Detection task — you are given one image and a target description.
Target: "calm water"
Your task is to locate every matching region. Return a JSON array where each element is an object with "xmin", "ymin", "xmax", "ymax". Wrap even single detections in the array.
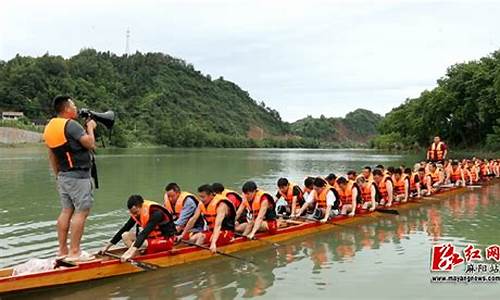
[{"xmin": 0, "ymin": 147, "xmax": 499, "ymax": 299}]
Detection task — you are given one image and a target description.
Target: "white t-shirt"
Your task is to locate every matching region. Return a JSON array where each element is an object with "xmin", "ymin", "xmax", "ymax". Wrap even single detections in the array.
[{"xmin": 306, "ymin": 190, "xmax": 336, "ymax": 206}]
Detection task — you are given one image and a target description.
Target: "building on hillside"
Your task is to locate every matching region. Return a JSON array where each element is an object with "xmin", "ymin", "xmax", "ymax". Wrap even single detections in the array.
[{"xmin": 1, "ymin": 111, "xmax": 24, "ymax": 121}]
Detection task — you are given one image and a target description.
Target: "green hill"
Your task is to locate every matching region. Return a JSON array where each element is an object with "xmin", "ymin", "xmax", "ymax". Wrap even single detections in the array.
[
  {"xmin": 0, "ymin": 49, "xmax": 381, "ymax": 148},
  {"xmin": 291, "ymin": 109, "xmax": 383, "ymax": 146},
  {"xmin": 375, "ymin": 49, "xmax": 500, "ymax": 151}
]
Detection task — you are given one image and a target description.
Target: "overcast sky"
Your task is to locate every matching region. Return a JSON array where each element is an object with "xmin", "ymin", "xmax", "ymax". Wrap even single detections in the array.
[{"xmin": 1, "ymin": 0, "xmax": 499, "ymax": 121}]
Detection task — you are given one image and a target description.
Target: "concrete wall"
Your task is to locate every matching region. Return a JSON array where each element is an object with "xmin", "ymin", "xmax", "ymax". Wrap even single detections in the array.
[{"xmin": 0, "ymin": 127, "xmax": 42, "ymax": 144}]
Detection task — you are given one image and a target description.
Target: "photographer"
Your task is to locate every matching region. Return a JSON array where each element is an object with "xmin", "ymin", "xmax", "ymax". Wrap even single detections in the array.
[{"xmin": 43, "ymin": 95, "xmax": 97, "ymax": 262}]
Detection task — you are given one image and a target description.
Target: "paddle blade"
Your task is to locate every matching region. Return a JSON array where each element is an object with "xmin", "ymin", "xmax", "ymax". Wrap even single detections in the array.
[
  {"xmin": 131, "ymin": 260, "xmax": 158, "ymax": 271},
  {"xmin": 375, "ymin": 208, "xmax": 400, "ymax": 215}
]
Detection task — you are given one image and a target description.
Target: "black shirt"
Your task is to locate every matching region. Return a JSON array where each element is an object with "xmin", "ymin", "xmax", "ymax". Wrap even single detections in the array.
[
  {"xmin": 276, "ymin": 186, "xmax": 302, "ymax": 199},
  {"xmin": 110, "ymin": 210, "xmax": 164, "ymax": 248}
]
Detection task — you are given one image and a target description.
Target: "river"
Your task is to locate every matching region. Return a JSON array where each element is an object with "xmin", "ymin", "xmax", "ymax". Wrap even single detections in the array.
[{"xmin": 0, "ymin": 147, "xmax": 499, "ymax": 299}]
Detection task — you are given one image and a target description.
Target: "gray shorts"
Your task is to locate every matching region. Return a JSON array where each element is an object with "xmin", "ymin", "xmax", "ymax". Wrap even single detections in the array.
[{"xmin": 57, "ymin": 175, "xmax": 94, "ymax": 212}]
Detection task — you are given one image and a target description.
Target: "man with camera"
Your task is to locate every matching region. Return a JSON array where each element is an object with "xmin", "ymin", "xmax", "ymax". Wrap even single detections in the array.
[{"xmin": 43, "ymin": 95, "xmax": 97, "ymax": 262}]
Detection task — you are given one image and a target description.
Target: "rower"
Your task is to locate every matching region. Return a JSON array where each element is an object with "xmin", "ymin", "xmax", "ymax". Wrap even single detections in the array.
[
  {"xmin": 425, "ymin": 163, "xmax": 443, "ymax": 195},
  {"xmin": 446, "ymin": 161, "xmax": 465, "ymax": 187},
  {"xmin": 392, "ymin": 168, "xmax": 409, "ymax": 203},
  {"xmin": 100, "ymin": 195, "xmax": 176, "ymax": 262},
  {"xmin": 164, "ymin": 182, "xmax": 205, "ymax": 234},
  {"xmin": 405, "ymin": 167, "xmax": 420, "ymax": 198},
  {"xmin": 338, "ymin": 176, "xmax": 362, "ymax": 217},
  {"xmin": 346, "ymin": 170, "xmax": 357, "ymax": 181},
  {"xmin": 275, "ymin": 178, "xmax": 304, "ymax": 217},
  {"xmin": 375, "ymin": 165, "xmax": 385, "ymax": 175},
  {"xmin": 179, "ymin": 184, "xmax": 236, "ymax": 253},
  {"xmin": 296, "ymin": 177, "xmax": 340, "ymax": 223},
  {"xmin": 427, "ymin": 136, "xmax": 447, "ymax": 163},
  {"xmin": 239, "ymin": 181, "xmax": 277, "ymax": 240},
  {"xmin": 386, "ymin": 166, "xmax": 395, "ymax": 177},
  {"xmin": 362, "ymin": 166, "xmax": 373, "ymax": 181},
  {"xmin": 357, "ymin": 175, "xmax": 378, "ymax": 212},
  {"xmin": 212, "ymin": 183, "xmax": 246, "ymax": 232},
  {"xmin": 303, "ymin": 176, "xmax": 315, "ymax": 200},
  {"xmin": 373, "ymin": 169, "xmax": 394, "ymax": 207},
  {"xmin": 417, "ymin": 167, "xmax": 428, "ymax": 196},
  {"xmin": 325, "ymin": 173, "xmax": 338, "ymax": 189},
  {"xmin": 465, "ymin": 160, "xmax": 479, "ymax": 184}
]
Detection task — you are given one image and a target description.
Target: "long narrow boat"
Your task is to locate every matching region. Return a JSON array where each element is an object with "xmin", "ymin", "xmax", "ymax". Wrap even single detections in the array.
[{"xmin": 0, "ymin": 180, "xmax": 497, "ymax": 295}]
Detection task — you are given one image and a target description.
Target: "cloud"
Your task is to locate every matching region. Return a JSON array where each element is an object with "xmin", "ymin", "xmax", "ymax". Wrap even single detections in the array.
[{"xmin": 1, "ymin": 0, "xmax": 499, "ymax": 121}]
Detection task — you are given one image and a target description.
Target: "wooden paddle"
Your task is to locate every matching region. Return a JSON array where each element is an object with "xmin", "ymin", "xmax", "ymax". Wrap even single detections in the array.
[
  {"xmin": 375, "ymin": 208, "xmax": 400, "ymax": 215},
  {"xmin": 180, "ymin": 240, "xmax": 257, "ymax": 266},
  {"xmin": 103, "ymin": 251, "xmax": 159, "ymax": 271},
  {"xmin": 285, "ymin": 215, "xmax": 350, "ymax": 227},
  {"xmin": 234, "ymin": 232, "xmax": 281, "ymax": 248}
]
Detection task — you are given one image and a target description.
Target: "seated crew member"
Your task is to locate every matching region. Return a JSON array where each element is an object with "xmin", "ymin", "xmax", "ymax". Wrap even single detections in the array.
[
  {"xmin": 296, "ymin": 177, "xmax": 340, "ymax": 223},
  {"xmin": 100, "ymin": 195, "xmax": 176, "ymax": 262},
  {"xmin": 465, "ymin": 160, "xmax": 479, "ymax": 184},
  {"xmin": 492, "ymin": 159, "xmax": 500, "ymax": 178},
  {"xmin": 362, "ymin": 166, "xmax": 373, "ymax": 181},
  {"xmin": 180, "ymin": 184, "xmax": 236, "ymax": 253},
  {"xmin": 346, "ymin": 170, "xmax": 357, "ymax": 181},
  {"xmin": 325, "ymin": 173, "xmax": 338, "ymax": 189},
  {"xmin": 405, "ymin": 167, "xmax": 420, "ymax": 198},
  {"xmin": 212, "ymin": 183, "xmax": 246, "ymax": 232},
  {"xmin": 392, "ymin": 168, "xmax": 410, "ymax": 203},
  {"xmin": 425, "ymin": 163, "xmax": 444, "ymax": 195},
  {"xmin": 302, "ymin": 176, "xmax": 315, "ymax": 200},
  {"xmin": 446, "ymin": 161, "xmax": 465, "ymax": 187},
  {"xmin": 164, "ymin": 182, "xmax": 205, "ymax": 234},
  {"xmin": 375, "ymin": 165, "xmax": 385, "ymax": 175},
  {"xmin": 417, "ymin": 167, "xmax": 428, "ymax": 196},
  {"xmin": 357, "ymin": 175, "xmax": 378, "ymax": 211},
  {"xmin": 479, "ymin": 159, "xmax": 490, "ymax": 181},
  {"xmin": 386, "ymin": 166, "xmax": 395, "ymax": 177},
  {"xmin": 338, "ymin": 176, "xmax": 362, "ymax": 217},
  {"xmin": 373, "ymin": 169, "xmax": 394, "ymax": 207},
  {"xmin": 275, "ymin": 178, "xmax": 304, "ymax": 217},
  {"xmin": 238, "ymin": 181, "xmax": 277, "ymax": 240}
]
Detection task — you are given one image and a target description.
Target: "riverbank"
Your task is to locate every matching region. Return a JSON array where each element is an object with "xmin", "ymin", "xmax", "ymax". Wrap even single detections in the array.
[{"xmin": 0, "ymin": 127, "xmax": 42, "ymax": 145}]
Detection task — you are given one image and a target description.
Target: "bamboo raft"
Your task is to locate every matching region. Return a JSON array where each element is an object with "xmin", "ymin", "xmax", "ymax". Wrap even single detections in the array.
[{"xmin": 0, "ymin": 180, "xmax": 497, "ymax": 295}]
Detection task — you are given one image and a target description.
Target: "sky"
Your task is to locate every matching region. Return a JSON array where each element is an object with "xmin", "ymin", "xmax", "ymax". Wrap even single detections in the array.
[{"xmin": 1, "ymin": 0, "xmax": 499, "ymax": 122}]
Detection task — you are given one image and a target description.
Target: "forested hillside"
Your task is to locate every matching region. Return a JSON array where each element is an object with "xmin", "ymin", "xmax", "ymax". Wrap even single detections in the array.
[
  {"xmin": 0, "ymin": 49, "xmax": 381, "ymax": 147},
  {"xmin": 291, "ymin": 109, "xmax": 382, "ymax": 146},
  {"xmin": 375, "ymin": 50, "xmax": 500, "ymax": 150}
]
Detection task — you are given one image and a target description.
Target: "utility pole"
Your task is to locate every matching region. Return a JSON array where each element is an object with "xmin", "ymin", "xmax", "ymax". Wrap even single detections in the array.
[{"xmin": 125, "ymin": 28, "xmax": 130, "ymax": 56}]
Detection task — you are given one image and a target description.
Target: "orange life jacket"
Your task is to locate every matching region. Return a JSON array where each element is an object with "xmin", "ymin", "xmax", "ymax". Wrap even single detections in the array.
[
  {"xmin": 361, "ymin": 180, "xmax": 378, "ymax": 203},
  {"xmin": 278, "ymin": 183, "xmax": 303, "ymax": 206},
  {"xmin": 314, "ymin": 185, "xmax": 340, "ymax": 209},
  {"xmin": 201, "ymin": 194, "xmax": 236, "ymax": 231},
  {"xmin": 43, "ymin": 117, "xmax": 92, "ymax": 172},
  {"xmin": 428, "ymin": 142, "xmax": 445, "ymax": 161},
  {"xmin": 409, "ymin": 173, "xmax": 418, "ymax": 192},
  {"xmin": 427, "ymin": 170, "xmax": 440, "ymax": 185},
  {"xmin": 479, "ymin": 164, "xmax": 488, "ymax": 177},
  {"xmin": 469, "ymin": 166, "xmax": 478, "ymax": 182},
  {"xmin": 377, "ymin": 175, "xmax": 393, "ymax": 200},
  {"xmin": 130, "ymin": 200, "xmax": 175, "ymax": 238},
  {"xmin": 249, "ymin": 190, "xmax": 276, "ymax": 221},
  {"xmin": 338, "ymin": 180, "xmax": 362, "ymax": 205},
  {"xmin": 393, "ymin": 175, "xmax": 408, "ymax": 195},
  {"xmin": 164, "ymin": 192, "xmax": 198, "ymax": 218},
  {"xmin": 450, "ymin": 167, "xmax": 463, "ymax": 182},
  {"xmin": 221, "ymin": 189, "xmax": 243, "ymax": 210}
]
